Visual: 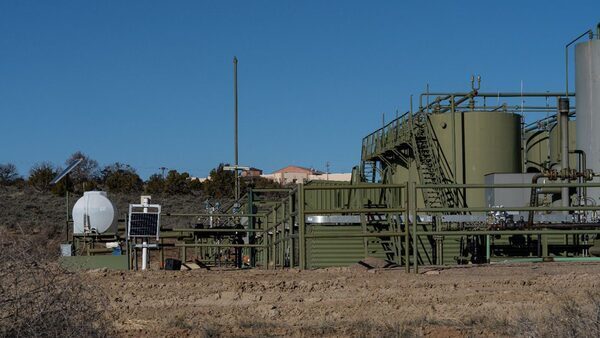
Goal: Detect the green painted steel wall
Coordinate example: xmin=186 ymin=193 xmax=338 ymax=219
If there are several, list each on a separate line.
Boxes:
xmin=304 ymin=181 xmax=391 ymax=211
xmin=305 ymin=224 xmax=404 ymax=268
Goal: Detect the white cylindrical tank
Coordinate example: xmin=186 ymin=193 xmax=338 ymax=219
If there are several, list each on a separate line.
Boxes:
xmin=72 ymin=191 xmax=118 ymax=235
xmin=575 ymin=37 xmax=600 ymax=203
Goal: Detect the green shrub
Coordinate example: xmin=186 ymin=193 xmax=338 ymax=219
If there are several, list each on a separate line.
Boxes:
xmin=28 ymin=162 xmax=58 ymax=192
xmin=100 ymin=162 xmax=143 ymax=193
xmin=145 ymin=173 xmax=166 ymax=194
xmin=164 ymin=170 xmax=191 ymax=194
xmin=203 ymin=164 xmax=237 ymax=198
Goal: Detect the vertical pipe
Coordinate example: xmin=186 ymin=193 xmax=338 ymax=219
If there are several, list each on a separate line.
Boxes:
xmin=559 ymin=98 xmax=570 ymax=209
xmin=233 ymin=56 xmax=239 ymax=201
xmin=486 ymin=235 xmax=490 ymax=263
xmin=142 ymin=241 xmax=148 ymax=270
xmin=65 ymin=190 xmax=69 ymax=243
xmin=134 ymin=239 xmax=138 ymax=270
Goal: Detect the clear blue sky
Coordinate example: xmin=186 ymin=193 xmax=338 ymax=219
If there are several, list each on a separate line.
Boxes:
xmin=1 ymin=1 xmax=599 ymax=178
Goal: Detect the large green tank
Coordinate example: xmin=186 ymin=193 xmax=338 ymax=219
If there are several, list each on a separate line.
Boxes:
xmin=548 ymin=120 xmax=578 ymax=169
xmin=425 ymin=111 xmax=522 ymax=207
xmin=524 ymin=129 xmax=550 ymax=172
xmin=378 ymin=111 xmax=522 ymax=207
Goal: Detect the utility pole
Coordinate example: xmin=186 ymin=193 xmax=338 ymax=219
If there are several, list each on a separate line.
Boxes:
xmin=233 ymin=56 xmax=240 ymax=200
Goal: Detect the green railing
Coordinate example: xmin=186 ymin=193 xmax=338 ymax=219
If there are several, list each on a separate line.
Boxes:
xmin=133 ymin=182 xmax=600 ymax=274
xmin=361 ymin=111 xmax=412 ymax=161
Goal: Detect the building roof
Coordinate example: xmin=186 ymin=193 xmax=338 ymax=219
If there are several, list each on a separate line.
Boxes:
xmin=244 ymin=167 xmax=262 ymax=172
xmin=272 ymin=165 xmax=323 ymax=175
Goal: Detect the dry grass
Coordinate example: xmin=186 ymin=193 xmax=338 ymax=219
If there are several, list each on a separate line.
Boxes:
xmin=0 ymin=229 xmax=113 ymax=338
xmin=508 ymin=293 xmax=600 ymax=338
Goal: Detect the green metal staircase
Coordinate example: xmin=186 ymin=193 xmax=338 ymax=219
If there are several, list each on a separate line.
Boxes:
xmin=360 ymin=110 xmax=460 ymax=209
xmin=361 ymin=160 xmax=377 ymax=183
xmin=411 ymin=113 xmax=458 ymax=209
xmin=359 ymin=110 xmax=464 ymax=264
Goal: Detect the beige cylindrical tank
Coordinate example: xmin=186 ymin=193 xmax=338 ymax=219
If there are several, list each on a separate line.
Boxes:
xmin=428 ymin=111 xmax=522 ymax=207
xmin=524 ymin=129 xmax=550 ymax=172
xmin=548 ymin=120 xmax=577 ymax=169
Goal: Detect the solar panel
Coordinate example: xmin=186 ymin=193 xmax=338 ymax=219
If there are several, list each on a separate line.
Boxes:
xmin=50 ymin=158 xmax=84 ymax=185
xmin=127 ymin=204 xmax=161 ymax=239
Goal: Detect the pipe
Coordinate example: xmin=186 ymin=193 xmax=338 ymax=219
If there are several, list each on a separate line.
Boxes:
xmin=424 ymin=92 xmax=574 ymax=98
xmin=531 ymin=223 xmax=600 ymax=229
xmin=528 ymin=173 xmax=547 ymax=227
xmin=570 ymin=150 xmax=588 ymax=205
xmin=142 ymin=241 xmax=148 ymax=270
xmin=439 ymin=89 xmax=478 ymax=113
xmin=523 ymin=111 xmax=576 ymax=133
xmin=559 ymin=98 xmax=570 ymax=210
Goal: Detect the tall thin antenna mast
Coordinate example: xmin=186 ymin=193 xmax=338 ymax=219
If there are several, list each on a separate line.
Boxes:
xmin=233 ymin=56 xmax=239 ymax=200
xmin=520 ymin=80 xmax=524 ymax=115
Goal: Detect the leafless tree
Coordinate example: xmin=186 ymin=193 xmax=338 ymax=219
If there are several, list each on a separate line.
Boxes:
xmin=0 ymin=163 xmax=19 ymax=185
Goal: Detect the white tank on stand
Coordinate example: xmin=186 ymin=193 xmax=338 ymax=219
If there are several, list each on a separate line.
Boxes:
xmin=72 ymin=191 xmax=118 ymax=235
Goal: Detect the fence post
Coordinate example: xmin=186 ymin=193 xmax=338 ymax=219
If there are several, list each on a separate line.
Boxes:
xmin=410 ymin=181 xmax=418 ymax=274
xmin=404 ymin=182 xmax=410 ymax=273
xmin=247 ymin=188 xmax=255 ymax=267
xmin=263 ymin=216 xmax=268 ymax=269
xmin=298 ymin=183 xmax=306 ymax=269
xmin=289 ymin=192 xmax=295 ymax=268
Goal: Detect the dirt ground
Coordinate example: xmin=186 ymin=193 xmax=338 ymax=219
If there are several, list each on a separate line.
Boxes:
xmin=85 ymin=262 xmax=600 ymax=337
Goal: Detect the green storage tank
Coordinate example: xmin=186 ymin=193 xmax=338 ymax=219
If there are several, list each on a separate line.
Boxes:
xmin=548 ymin=120 xmax=578 ymax=169
xmin=524 ymin=129 xmax=550 ymax=172
xmin=425 ymin=111 xmax=522 ymax=207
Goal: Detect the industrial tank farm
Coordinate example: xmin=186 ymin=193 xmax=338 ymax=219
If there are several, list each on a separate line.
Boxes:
xmin=59 ymin=24 xmax=600 ymax=273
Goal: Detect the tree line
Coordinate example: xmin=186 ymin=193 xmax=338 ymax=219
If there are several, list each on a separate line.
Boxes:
xmin=0 ymin=151 xmax=280 ymax=197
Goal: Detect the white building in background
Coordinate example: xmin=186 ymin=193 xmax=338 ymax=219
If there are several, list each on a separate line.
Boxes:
xmin=262 ymin=165 xmax=351 ymax=185
xmin=192 ymin=165 xmax=352 ymax=184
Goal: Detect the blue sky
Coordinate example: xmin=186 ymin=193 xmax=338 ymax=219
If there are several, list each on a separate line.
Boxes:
xmin=1 ymin=1 xmax=599 ymax=178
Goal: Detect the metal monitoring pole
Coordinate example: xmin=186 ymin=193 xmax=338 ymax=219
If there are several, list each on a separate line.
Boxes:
xmin=233 ymin=56 xmax=240 ymax=200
